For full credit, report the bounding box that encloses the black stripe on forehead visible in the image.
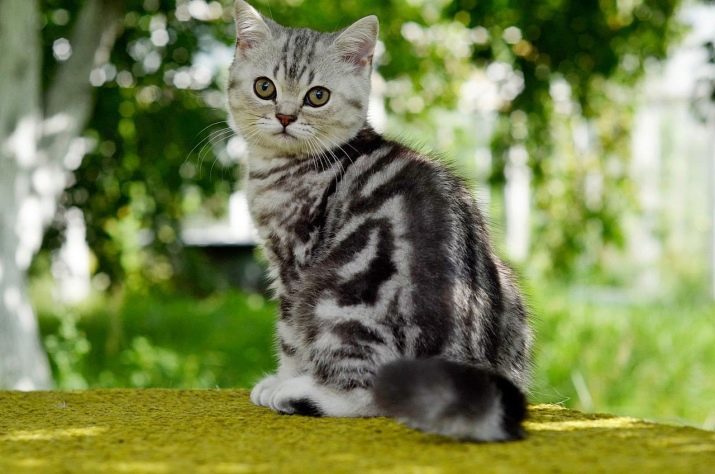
[276,29,321,82]
[288,33,309,79]
[280,30,292,78]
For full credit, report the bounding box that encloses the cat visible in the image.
[227,0,533,442]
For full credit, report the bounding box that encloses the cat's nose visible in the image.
[275,113,297,128]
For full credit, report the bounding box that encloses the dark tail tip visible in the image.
[373,358,527,442]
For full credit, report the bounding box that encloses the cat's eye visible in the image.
[254,77,276,100]
[304,87,330,107]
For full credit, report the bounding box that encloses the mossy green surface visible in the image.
[1,389,713,473]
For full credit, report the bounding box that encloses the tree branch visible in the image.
[0,0,41,166]
[42,0,125,162]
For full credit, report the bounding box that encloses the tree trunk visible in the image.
[0,180,54,390]
[0,0,52,390]
[0,0,123,389]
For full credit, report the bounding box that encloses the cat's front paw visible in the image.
[269,376,323,417]
[250,374,282,407]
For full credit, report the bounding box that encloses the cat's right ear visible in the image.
[234,0,271,54]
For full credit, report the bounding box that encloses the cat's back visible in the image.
[326,130,490,260]
[306,131,518,358]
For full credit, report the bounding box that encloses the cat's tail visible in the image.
[372,358,527,442]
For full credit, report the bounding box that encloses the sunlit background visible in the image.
[1,0,714,430]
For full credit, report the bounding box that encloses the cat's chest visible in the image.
[245,166,336,280]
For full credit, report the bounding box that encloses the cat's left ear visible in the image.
[334,15,379,71]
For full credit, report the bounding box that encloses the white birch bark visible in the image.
[0,0,123,389]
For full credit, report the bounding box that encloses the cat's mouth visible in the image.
[275,130,297,140]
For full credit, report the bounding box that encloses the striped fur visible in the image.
[227,0,532,441]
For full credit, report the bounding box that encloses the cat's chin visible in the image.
[273,131,299,141]
[246,133,309,157]
[242,125,362,158]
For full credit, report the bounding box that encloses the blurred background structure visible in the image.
[1,0,713,429]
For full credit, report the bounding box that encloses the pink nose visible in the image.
[276,113,297,128]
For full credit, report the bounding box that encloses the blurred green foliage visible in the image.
[36,287,275,388]
[38,0,683,285]
[42,0,240,291]
[43,310,91,389]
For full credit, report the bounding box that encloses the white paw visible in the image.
[250,374,282,407]
[269,376,323,416]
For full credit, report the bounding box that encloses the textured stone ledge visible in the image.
[1,389,713,473]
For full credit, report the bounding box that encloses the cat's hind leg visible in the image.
[265,322,396,417]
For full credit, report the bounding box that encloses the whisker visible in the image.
[184,125,231,165]
[313,132,346,177]
[316,130,357,171]
[198,128,234,177]
[304,137,320,174]
[194,120,228,139]
[311,137,328,173]
[306,134,328,173]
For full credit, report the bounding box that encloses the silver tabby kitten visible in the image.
[227,0,533,441]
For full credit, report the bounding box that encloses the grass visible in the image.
[36,289,277,390]
[34,283,715,430]
[528,284,715,429]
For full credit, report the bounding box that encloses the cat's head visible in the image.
[227,0,378,156]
